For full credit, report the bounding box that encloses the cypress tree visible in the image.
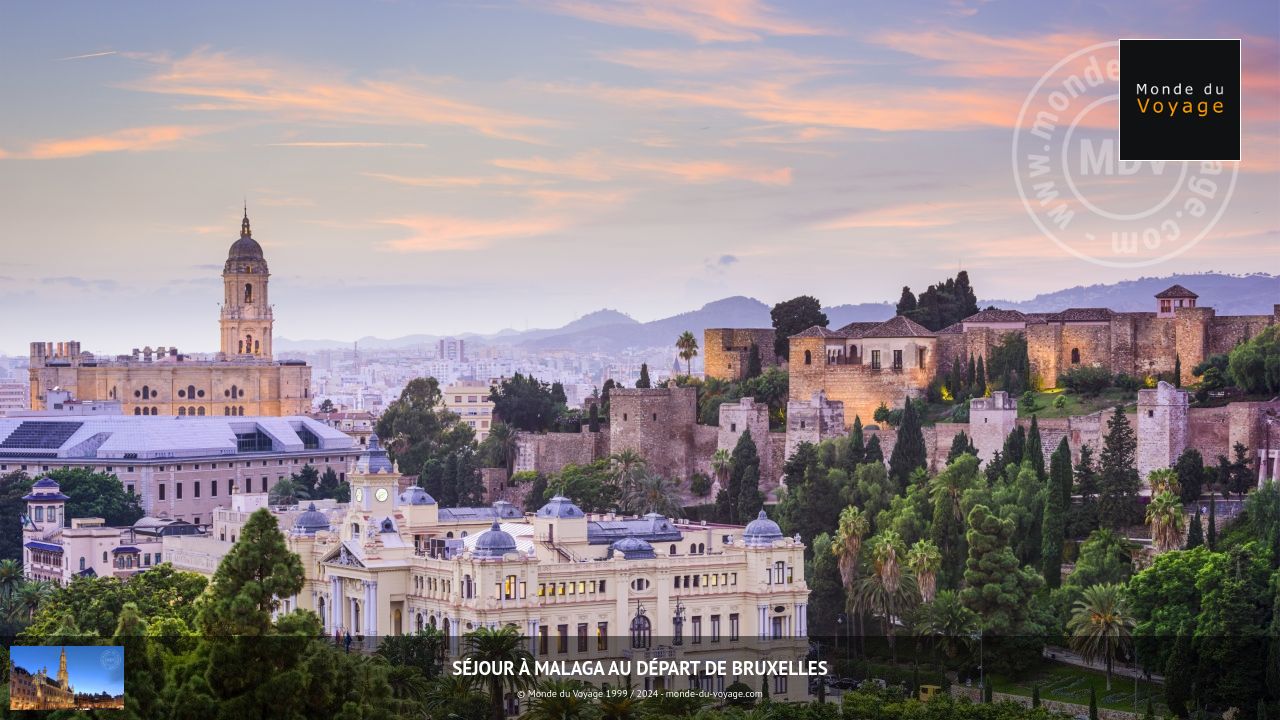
[746,343,763,379]
[1041,437,1071,588]
[1207,495,1217,549]
[951,356,964,398]
[975,356,987,396]
[636,363,651,389]
[738,465,763,521]
[1174,356,1182,388]
[947,431,977,464]
[889,398,927,491]
[1025,415,1045,480]
[1003,425,1026,471]
[1186,509,1203,549]
[967,354,976,390]
[588,403,600,432]
[865,434,884,464]
[847,416,866,469]
[1144,698,1155,720]
[1097,406,1140,530]
[728,429,760,523]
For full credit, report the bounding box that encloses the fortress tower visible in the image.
[1137,380,1190,489]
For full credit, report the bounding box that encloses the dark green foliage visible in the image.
[1058,366,1113,396]
[1174,356,1182,388]
[888,397,927,491]
[865,434,884,464]
[689,472,712,497]
[1032,684,1040,708]
[807,534,844,636]
[1088,688,1098,720]
[989,332,1032,395]
[1206,494,1216,549]
[947,431,977,464]
[1002,426,1026,472]
[50,467,145,528]
[746,343,763,379]
[1041,438,1071,589]
[974,355,987,397]
[487,373,568,432]
[1174,448,1204,503]
[770,295,828,359]
[636,363,651,389]
[376,377,476,475]
[291,463,320,496]
[1229,441,1257,497]
[1097,406,1140,530]
[1025,415,1045,480]
[588,403,600,432]
[847,416,866,469]
[896,286,917,314]
[897,271,979,331]
[728,429,761,524]
[317,398,336,413]
[1067,529,1134,588]
[1228,325,1280,394]
[960,504,1044,669]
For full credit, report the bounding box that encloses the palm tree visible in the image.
[906,539,942,603]
[486,421,519,475]
[0,559,22,599]
[609,450,647,493]
[9,580,54,622]
[1146,468,1181,497]
[1145,490,1186,553]
[851,566,918,656]
[912,590,979,661]
[462,625,535,720]
[676,331,699,376]
[1067,583,1134,691]
[832,506,868,588]
[624,473,684,517]
[423,675,486,718]
[711,449,732,493]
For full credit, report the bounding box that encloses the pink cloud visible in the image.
[541,0,835,43]
[492,150,792,185]
[362,172,550,188]
[379,214,570,252]
[124,49,552,142]
[15,125,207,159]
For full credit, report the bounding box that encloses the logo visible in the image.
[1013,41,1238,268]
[1119,39,1241,161]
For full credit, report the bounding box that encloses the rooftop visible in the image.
[1155,284,1199,299]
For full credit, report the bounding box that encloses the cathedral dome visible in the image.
[742,510,783,547]
[225,209,267,269]
[473,520,518,559]
[610,536,655,560]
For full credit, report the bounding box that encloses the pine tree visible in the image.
[1185,509,1203,548]
[889,398,927,491]
[636,364,651,389]
[746,343,763,379]
[865,434,884,464]
[897,286,918,314]
[1025,415,1045,480]
[1041,438,1071,588]
[961,505,1042,637]
[1097,406,1140,530]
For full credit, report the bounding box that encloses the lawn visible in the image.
[992,661,1164,714]
[1018,388,1136,419]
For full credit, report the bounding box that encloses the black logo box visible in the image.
[1119,39,1241,161]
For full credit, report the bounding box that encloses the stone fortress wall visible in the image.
[703,328,778,382]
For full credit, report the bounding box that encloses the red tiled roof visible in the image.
[1155,284,1198,299]
[862,315,936,338]
[962,308,1028,324]
[835,321,882,338]
[937,322,964,334]
[790,325,843,339]
[1046,308,1116,323]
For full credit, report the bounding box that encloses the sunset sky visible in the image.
[1,0,1277,354]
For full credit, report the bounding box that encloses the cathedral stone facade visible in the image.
[27,210,312,417]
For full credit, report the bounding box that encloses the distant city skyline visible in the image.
[9,646,124,697]
[1,1,1276,356]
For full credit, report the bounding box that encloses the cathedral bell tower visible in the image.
[220,206,274,358]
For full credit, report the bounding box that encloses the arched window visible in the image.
[178,407,186,416]
[630,612,652,649]
[134,407,142,416]
[188,385,196,400]
[670,544,677,556]
[463,575,474,599]
[102,551,108,563]
[254,339,260,354]
[244,283,253,303]
[245,334,254,354]
[416,614,423,633]
[197,407,205,416]
[79,557,85,571]
[698,543,705,554]
[803,350,812,365]
[1071,348,1081,364]
[189,406,196,416]
[142,385,151,399]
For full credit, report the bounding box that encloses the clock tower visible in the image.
[220,206,274,358]
[345,434,400,540]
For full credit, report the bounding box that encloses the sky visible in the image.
[0,0,1277,355]
[9,645,124,696]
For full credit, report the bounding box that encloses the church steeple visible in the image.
[241,203,252,238]
[221,205,273,358]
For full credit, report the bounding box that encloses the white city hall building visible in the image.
[163,435,812,702]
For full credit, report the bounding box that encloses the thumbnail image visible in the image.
[9,646,124,711]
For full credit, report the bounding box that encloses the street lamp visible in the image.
[672,597,685,646]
